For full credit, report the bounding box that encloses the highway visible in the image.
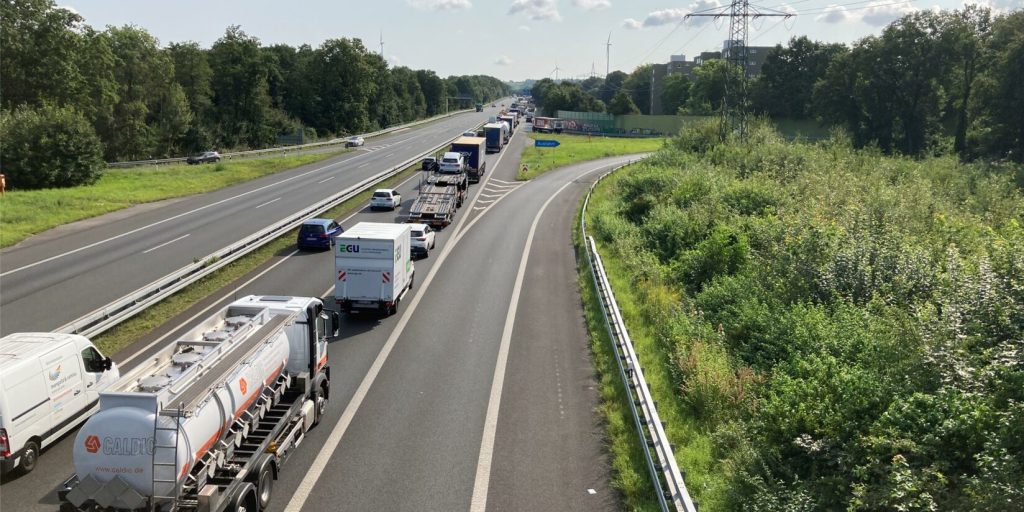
[0,106,501,335]
[0,119,639,511]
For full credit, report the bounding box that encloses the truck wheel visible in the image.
[312,387,326,427]
[19,439,40,474]
[256,464,273,511]
[231,483,258,512]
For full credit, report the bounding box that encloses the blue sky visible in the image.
[64,0,1022,81]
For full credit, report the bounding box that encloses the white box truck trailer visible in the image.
[59,295,338,512]
[335,222,415,316]
[0,333,119,474]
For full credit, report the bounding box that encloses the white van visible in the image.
[0,333,119,474]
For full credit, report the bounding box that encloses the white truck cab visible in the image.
[0,333,119,474]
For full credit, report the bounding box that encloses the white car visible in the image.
[370,189,401,210]
[345,136,365,147]
[408,223,436,258]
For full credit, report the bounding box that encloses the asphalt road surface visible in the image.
[0,105,502,335]
[0,118,641,511]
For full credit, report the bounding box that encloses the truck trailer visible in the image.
[484,123,505,153]
[498,114,516,135]
[407,183,460,228]
[334,223,415,316]
[59,295,338,512]
[449,136,487,183]
[532,116,562,134]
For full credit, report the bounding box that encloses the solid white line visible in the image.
[141,234,190,255]
[317,176,336,184]
[254,197,281,209]
[468,175,581,512]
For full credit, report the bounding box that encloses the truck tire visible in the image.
[231,483,258,512]
[312,387,326,427]
[19,439,40,474]
[256,464,273,510]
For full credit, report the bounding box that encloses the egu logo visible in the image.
[339,244,360,253]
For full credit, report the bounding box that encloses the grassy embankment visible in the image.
[517,133,665,180]
[0,150,349,248]
[583,120,1024,510]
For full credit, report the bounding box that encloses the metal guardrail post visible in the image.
[580,161,697,512]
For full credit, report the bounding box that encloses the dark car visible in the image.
[297,219,343,250]
[421,156,439,172]
[187,151,221,164]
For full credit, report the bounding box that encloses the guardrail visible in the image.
[580,162,697,512]
[106,108,474,169]
[57,122,483,337]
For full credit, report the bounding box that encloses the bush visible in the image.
[1,104,105,189]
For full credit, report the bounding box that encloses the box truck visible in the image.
[449,136,487,183]
[484,123,505,153]
[0,333,119,474]
[334,223,415,316]
[59,295,337,512]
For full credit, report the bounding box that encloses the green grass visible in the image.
[575,203,662,511]
[93,163,418,356]
[0,150,350,248]
[518,134,666,180]
[582,170,726,511]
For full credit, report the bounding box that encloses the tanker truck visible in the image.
[59,295,339,512]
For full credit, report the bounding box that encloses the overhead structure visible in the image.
[686,1,792,135]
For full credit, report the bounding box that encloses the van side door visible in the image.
[41,346,89,437]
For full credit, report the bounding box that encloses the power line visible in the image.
[796,0,916,14]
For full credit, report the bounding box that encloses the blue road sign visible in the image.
[534,139,560,148]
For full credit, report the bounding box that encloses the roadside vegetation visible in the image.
[92,163,421,355]
[584,118,1024,510]
[518,133,664,180]
[0,151,349,248]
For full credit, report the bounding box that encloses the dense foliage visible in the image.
[0,104,105,188]
[0,0,509,188]
[589,119,1024,510]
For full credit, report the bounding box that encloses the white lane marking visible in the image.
[141,234,190,254]
[479,193,502,199]
[318,176,336,184]
[488,179,517,185]
[1,152,372,277]
[385,152,396,157]
[255,197,281,209]
[358,162,370,168]
[284,120,510,512]
[473,207,487,211]
[0,116,485,277]
[468,172,582,512]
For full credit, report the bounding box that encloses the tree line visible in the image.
[0,0,509,189]
[529,6,1022,163]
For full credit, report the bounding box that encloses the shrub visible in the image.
[0,104,105,189]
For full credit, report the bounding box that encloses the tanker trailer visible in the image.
[59,295,339,512]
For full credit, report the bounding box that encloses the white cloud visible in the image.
[388,55,401,66]
[518,25,531,31]
[622,18,643,29]
[642,8,689,27]
[495,55,513,65]
[572,0,611,10]
[407,0,472,10]
[861,1,917,26]
[816,5,851,23]
[508,0,561,21]
[964,0,1023,11]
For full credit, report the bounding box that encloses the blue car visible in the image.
[297,219,343,250]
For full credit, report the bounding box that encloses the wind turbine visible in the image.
[551,63,561,81]
[379,30,384,57]
[605,32,612,77]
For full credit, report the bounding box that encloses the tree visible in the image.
[969,10,1024,161]
[600,70,628,105]
[937,7,991,155]
[208,26,277,148]
[749,36,847,119]
[608,90,640,115]
[661,73,692,115]
[623,65,654,114]
[686,60,742,115]
[0,0,85,110]
[0,104,105,189]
